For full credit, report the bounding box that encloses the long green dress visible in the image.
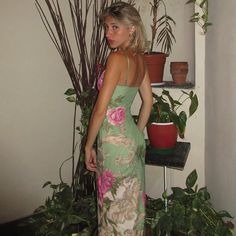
[96,67,146,235]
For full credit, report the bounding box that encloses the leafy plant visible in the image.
[148,89,198,138]
[186,0,212,34]
[25,88,98,236]
[148,0,212,53]
[146,169,234,236]
[148,0,176,54]
[27,181,97,236]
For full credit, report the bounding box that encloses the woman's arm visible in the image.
[85,52,122,171]
[137,68,153,131]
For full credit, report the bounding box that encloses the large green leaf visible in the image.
[177,111,187,138]
[218,210,234,219]
[64,88,76,96]
[189,94,199,116]
[198,187,211,201]
[186,169,198,189]
[171,187,186,200]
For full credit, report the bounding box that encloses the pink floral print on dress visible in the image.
[107,107,126,126]
[97,70,105,91]
[97,170,115,205]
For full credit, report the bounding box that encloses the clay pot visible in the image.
[147,122,178,150]
[144,52,167,84]
[170,62,188,85]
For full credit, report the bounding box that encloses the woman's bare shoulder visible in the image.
[106,51,125,70]
[107,51,125,61]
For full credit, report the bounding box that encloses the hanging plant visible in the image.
[186,0,212,34]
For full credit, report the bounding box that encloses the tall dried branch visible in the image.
[35,0,128,196]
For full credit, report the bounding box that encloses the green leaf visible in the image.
[189,94,199,116]
[179,111,187,124]
[192,12,200,17]
[186,0,196,4]
[66,96,76,103]
[198,187,211,201]
[50,184,59,190]
[200,0,207,8]
[190,18,200,23]
[160,214,173,233]
[43,181,51,188]
[218,210,234,219]
[67,215,88,224]
[172,187,186,200]
[64,88,75,96]
[192,197,201,210]
[177,111,187,138]
[186,169,198,189]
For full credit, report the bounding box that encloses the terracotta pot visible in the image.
[147,122,178,149]
[144,52,167,84]
[170,62,188,85]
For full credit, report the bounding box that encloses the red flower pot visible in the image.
[147,122,178,149]
[144,53,167,84]
[170,61,188,85]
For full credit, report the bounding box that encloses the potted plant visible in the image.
[144,0,176,84]
[186,0,212,35]
[147,89,198,151]
[144,0,211,84]
[146,169,234,235]
[168,0,212,85]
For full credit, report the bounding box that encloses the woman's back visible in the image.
[115,51,146,88]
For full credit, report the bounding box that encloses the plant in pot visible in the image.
[144,0,176,84]
[146,169,234,235]
[169,0,212,86]
[144,0,211,85]
[147,89,198,153]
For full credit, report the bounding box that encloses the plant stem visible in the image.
[71,96,78,193]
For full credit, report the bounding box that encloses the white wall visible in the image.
[0,0,205,224]
[0,1,74,223]
[205,0,236,229]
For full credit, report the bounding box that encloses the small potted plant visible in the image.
[144,0,176,84]
[144,0,211,84]
[146,169,234,235]
[147,89,198,152]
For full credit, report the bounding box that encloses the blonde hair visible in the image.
[101,1,147,53]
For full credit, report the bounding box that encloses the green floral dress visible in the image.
[97,76,146,235]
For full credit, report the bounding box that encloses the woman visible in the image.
[85,2,152,235]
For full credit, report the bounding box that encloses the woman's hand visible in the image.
[85,147,97,172]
